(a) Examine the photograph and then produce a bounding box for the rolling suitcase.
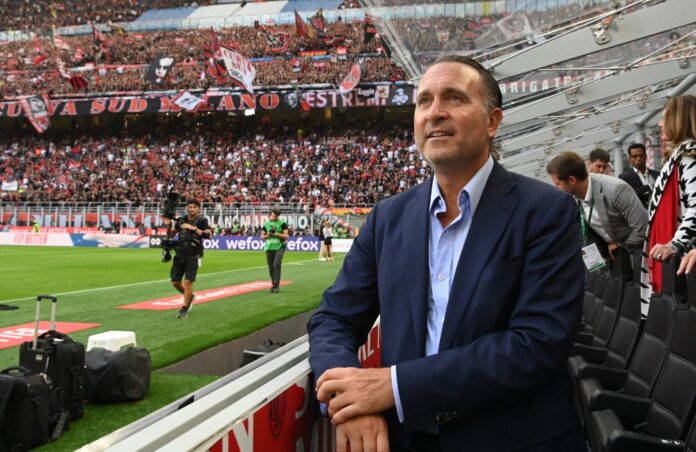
[18,295,86,422]
[0,367,51,451]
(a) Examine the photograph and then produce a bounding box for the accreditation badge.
[582,243,605,272]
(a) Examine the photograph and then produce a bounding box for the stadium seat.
[575,258,684,445]
[584,270,600,318]
[569,249,642,378]
[588,260,696,452]
[575,248,632,348]
[582,270,609,332]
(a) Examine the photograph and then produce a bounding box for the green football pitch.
[0,246,344,451]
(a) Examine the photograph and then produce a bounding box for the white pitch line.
[1,257,321,304]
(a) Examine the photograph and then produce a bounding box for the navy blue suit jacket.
[308,162,586,452]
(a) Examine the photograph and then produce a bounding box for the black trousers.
[265,247,285,288]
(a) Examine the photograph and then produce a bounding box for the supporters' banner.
[18,95,51,134]
[1,181,18,191]
[287,84,311,112]
[259,26,290,53]
[339,62,362,95]
[218,47,255,94]
[145,55,176,84]
[0,85,417,118]
[173,91,206,111]
[498,11,534,40]
[52,27,71,51]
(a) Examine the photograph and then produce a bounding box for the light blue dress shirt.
[391,156,494,423]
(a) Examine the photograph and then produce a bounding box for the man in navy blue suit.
[308,55,586,452]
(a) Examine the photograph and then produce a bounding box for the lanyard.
[578,198,594,242]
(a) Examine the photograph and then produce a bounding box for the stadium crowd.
[0,120,426,206]
[0,18,402,97]
[0,0,215,31]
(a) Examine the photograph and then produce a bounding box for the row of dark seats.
[571,248,696,452]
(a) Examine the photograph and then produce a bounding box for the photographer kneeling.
[261,209,289,293]
[165,198,212,319]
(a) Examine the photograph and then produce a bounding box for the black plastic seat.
[589,261,696,452]
[569,250,642,383]
[584,269,600,319]
[575,259,684,446]
[583,270,609,332]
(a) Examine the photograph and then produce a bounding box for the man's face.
[270,212,278,221]
[187,203,199,217]
[549,174,578,196]
[414,62,502,172]
[588,159,608,174]
[628,147,647,172]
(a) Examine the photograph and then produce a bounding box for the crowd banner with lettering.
[0,85,417,118]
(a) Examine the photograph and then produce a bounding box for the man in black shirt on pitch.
[165,198,212,319]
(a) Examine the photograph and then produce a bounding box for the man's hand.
[181,223,197,231]
[608,242,619,260]
[336,414,390,452]
[316,367,395,424]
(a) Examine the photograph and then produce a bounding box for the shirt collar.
[583,175,593,203]
[429,155,494,216]
[633,166,647,176]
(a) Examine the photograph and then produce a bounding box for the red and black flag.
[203,27,226,81]
[364,15,378,44]
[32,36,47,66]
[295,10,316,40]
[309,9,326,35]
[92,24,112,62]
[57,58,88,91]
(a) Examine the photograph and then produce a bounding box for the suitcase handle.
[37,295,58,303]
[33,295,58,350]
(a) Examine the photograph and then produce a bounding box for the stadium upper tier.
[0,19,403,97]
[0,0,358,32]
[0,121,425,205]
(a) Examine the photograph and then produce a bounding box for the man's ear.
[488,107,503,139]
[568,176,577,185]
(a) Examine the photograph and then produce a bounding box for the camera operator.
[166,198,212,319]
[260,209,289,293]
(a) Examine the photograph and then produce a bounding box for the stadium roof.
[373,0,695,181]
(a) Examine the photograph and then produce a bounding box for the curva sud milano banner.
[0,85,416,118]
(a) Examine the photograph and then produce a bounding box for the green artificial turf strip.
[34,372,218,452]
[0,246,344,449]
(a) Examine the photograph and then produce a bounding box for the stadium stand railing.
[77,321,381,451]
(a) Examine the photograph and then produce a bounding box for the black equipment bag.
[18,295,85,422]
[85,347,151,403]
[0,367,50,451]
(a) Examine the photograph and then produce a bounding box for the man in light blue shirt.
[309,55,585,452]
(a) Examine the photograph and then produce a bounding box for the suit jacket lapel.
[439,163,517,351]
[401,180,432,356]
[591,176,613,240]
